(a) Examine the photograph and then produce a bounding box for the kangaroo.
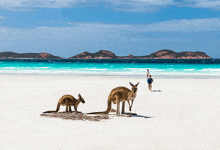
[43,94,85,113]
[88,82,139,116]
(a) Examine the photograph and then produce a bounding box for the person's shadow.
[124,113,154,119]
[151,90,162,92]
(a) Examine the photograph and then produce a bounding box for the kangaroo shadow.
[131,114,154,119]
[124,113,154,119]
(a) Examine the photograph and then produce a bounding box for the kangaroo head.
[78,94,85,103]
[129,82,139,93]
[128,82,139,111]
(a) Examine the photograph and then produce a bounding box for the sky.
[0,0,220,58]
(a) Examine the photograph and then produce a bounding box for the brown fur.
[88,82,139,116]
[43,94,85,113]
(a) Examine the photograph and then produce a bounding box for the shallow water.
[0,59,220,76]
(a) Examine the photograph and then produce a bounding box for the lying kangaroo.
[88,82,139,116]
[43,94,85,113]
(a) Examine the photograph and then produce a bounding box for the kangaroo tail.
[88,100,111,114]
[55,102,61,112]
[43,103,60,113]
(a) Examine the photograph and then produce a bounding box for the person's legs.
[148,83,152,91]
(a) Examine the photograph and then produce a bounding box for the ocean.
[0,59,220,77]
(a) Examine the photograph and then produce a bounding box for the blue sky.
[0,0,220,58]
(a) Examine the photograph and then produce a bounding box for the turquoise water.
[0,60,220,76]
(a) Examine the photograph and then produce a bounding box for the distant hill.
[137,49,212,59]
[0,52,62,59]
[0,49,212,59]
[69,50,117,59]
[70,49,212,59]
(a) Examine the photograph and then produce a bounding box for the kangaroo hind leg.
[69,106,72,112]
[65,105,69,112]
[116,99,120,116]
[121,102,125,114]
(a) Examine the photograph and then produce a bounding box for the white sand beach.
[1,74,220,150]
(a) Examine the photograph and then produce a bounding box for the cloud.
[0,0,75,10]
[0,0,107,10]
[1,18,220,43]
[1,18,219,42]
[0,18,219,58]
[139,18,220,32]
[0,0,219,12]
[175,0,220,10]
[71,18,220,33]
[104,0,175,12]
[0,15,6,20]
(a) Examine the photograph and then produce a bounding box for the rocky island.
[0,49,212,59]
[0,52,61,59]
[136,50,212,59]
[69,50,117,59]
[70,49,212,59]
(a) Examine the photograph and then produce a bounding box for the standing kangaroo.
[43,94,85,113]
[88,82,139,116]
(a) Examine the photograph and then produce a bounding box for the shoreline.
[0,73,220,79]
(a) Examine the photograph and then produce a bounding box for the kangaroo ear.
[78,94,81,98]
[135,82,139,86]
[129,82,134,86]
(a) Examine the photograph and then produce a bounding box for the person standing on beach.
[147,75,153,91]
[146,69,150,78]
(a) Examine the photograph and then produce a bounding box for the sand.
[1,74,220,150]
